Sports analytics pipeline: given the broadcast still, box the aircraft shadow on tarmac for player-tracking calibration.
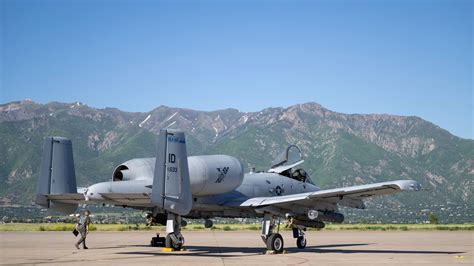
[115,243,464,258]
[92,245,151,250]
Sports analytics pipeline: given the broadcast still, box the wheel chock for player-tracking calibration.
[162,247,188,252]
[264,250,287,255]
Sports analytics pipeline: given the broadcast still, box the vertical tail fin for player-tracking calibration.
[151,129,192,216]
[35,137,78,214]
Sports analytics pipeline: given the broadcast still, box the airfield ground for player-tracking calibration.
[0,231,472,265]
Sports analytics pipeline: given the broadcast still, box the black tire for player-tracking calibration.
[204,219,213,229]
[296,236,306,249]
[165,233,182,251]
[266,233,284,253]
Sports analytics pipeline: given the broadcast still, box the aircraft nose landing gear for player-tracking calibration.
[296,236,306,249]
[293,226,307,249]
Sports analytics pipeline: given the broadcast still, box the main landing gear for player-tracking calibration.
[164,213,185,251]
[150,213,185,251]
[261,213,285,253]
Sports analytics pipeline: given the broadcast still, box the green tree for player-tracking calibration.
[428,213,439,224]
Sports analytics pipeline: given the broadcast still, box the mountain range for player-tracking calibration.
[1,100,472,222]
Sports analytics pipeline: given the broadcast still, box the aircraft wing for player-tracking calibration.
[239,180,420,209]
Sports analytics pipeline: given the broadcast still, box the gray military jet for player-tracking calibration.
[36,129,420,253]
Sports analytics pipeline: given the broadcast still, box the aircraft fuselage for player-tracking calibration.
[86,170,323,221]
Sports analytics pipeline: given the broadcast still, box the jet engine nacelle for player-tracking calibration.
[112,155,244,196]
[113,158,155,181]
[188,155,244,196]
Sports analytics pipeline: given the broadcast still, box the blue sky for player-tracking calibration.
[1,0,472,139]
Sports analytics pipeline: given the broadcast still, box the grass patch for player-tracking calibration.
[323,224,474,231]
[246,225,260,230]
[0,223,163,232]
[190,225,204,230]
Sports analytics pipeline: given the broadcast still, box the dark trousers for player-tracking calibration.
[76,229,87,248]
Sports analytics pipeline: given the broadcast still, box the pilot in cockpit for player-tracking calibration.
[291,169,307,182]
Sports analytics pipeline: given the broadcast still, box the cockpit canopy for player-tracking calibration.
[270,145,302,169]
[268,145,314,185]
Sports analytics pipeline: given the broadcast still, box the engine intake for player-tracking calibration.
[113,165,128,181]
[112,158,155,181]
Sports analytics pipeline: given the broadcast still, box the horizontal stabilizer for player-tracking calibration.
[44,193,86,205]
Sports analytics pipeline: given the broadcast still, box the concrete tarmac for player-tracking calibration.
[0,231,472,265]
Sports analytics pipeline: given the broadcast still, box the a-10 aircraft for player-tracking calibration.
[36,129,420,253]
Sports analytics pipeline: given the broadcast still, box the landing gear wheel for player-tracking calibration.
[266,233,284,253]
[165,233,182,251]
[296,236,306,249]
[204,219,213,229]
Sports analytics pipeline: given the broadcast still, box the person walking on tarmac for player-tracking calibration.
[75,210,91,249]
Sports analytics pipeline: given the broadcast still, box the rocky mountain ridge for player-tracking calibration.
[0,100,472,222]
